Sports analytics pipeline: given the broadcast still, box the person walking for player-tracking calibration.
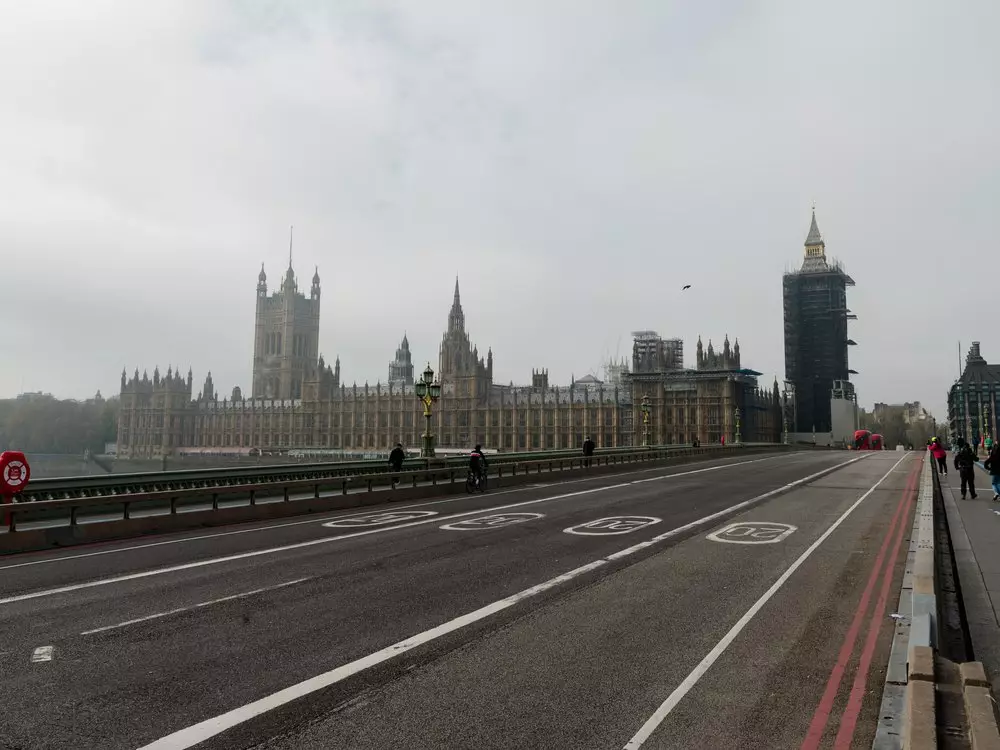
[582,436,595,468]
[929,438,948,475]
[984,441,1000,501]
[954,437,978,500]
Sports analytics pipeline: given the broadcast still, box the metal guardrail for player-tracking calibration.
[1,444,773,533]
[12,445,698,503]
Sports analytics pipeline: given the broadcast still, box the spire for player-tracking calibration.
[288,225,294,269]
[805,206,824,247]
[448,276,465,334]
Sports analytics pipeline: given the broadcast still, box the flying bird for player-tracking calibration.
[682,284,692,290]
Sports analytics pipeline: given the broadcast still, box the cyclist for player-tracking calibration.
[469,444,488,489]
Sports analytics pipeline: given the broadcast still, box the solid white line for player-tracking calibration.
[621,452,909,749]
[80,578,313,636]
[0,452,794,572]
[0,454,793,606]
[136,453,868,750]
[30,645,54,663]
[138,560,612,750]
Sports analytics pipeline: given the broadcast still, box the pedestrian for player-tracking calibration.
[929,438,948,475]
[388,442,405,487]
[954,437,978,500]
[582,436,595,467]
[984,441,1000,502]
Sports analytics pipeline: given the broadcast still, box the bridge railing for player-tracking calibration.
[1,444,785,533]
[14,444,692,503]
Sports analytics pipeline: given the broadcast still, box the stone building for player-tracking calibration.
[948,342,1000,445]
[116,266,780,458]
[252,254,321,401]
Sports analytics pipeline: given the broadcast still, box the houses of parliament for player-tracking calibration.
[116,258,783,458]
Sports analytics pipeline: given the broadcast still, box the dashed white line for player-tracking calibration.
[80,577,313,636]
[136,453,867,750]
[0,454,793,606]
[30,645,54,663]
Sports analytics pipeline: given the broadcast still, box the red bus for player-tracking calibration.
[854,430,872,450]
[871,434,884,450]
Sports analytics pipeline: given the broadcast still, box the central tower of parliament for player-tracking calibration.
[117,260,782,459]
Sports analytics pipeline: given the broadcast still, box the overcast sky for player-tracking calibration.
[3,0,997,418]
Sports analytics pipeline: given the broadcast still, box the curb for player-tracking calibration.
[906,458,939,750]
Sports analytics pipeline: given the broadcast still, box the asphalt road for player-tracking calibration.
[0,449,918,750]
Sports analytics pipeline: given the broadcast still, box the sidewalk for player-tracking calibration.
[940,460,1000,693]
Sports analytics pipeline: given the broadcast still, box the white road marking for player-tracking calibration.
[0,452,800,571]
[706,522,798,545]
[621,452,908,749]
[80,577,312,636]
[0,454,804,605]
[439,513,544,531]
[564,517,662,536]
[135,453,870,750]
[30,645,54,663]
[322,511,438,528]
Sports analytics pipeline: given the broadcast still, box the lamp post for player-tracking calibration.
[413,363,442,458]
[640,394,651,447]
[734,407,742,445]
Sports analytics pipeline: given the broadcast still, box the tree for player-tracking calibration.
[0,395,120,455]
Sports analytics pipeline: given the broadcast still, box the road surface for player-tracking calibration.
[0,449,917,749]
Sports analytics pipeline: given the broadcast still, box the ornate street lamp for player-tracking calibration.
[640,394,651,447]
[734,407,742,445]
[414,363,442,458]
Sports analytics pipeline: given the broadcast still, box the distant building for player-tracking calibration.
[388,334,414,387]
[948,342,1000,444]
[873,401,930,424]
[783,209,857,433]
[252,256,321,401]
[116,265,780,458]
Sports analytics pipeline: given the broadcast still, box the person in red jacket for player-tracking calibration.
[929,438,948,475]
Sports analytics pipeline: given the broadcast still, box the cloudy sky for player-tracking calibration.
[3,0,997,418]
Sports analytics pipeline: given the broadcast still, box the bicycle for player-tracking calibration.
[465,469,487,493]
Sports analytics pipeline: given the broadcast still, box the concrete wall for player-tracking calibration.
[831,397,860,446]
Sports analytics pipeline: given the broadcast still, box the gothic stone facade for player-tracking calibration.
[116,271,780,458]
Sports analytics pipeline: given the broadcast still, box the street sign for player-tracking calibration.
[0,451,30,496]
[564,516,662,536]
[440,513,544,531]
[706,521,797,545]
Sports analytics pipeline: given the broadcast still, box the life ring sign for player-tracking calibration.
[0,451,30,496]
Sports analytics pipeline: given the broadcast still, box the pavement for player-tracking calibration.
[940,458,1000,693]
[0,450,917,750]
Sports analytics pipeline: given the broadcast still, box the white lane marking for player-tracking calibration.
[604,456,867,562]
[136,559,611,750]
[440,513,544,531]
[30,645,54,663]
[621,452,909,749]
[0,454,804,605]
[322,511,438,528]
[706,522,798,545]
[564,517,662,536]
[0,452,803,571]
[136,453,870,750]
[80,577,312,636]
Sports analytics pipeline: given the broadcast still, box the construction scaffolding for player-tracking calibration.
[631,331,684,373]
